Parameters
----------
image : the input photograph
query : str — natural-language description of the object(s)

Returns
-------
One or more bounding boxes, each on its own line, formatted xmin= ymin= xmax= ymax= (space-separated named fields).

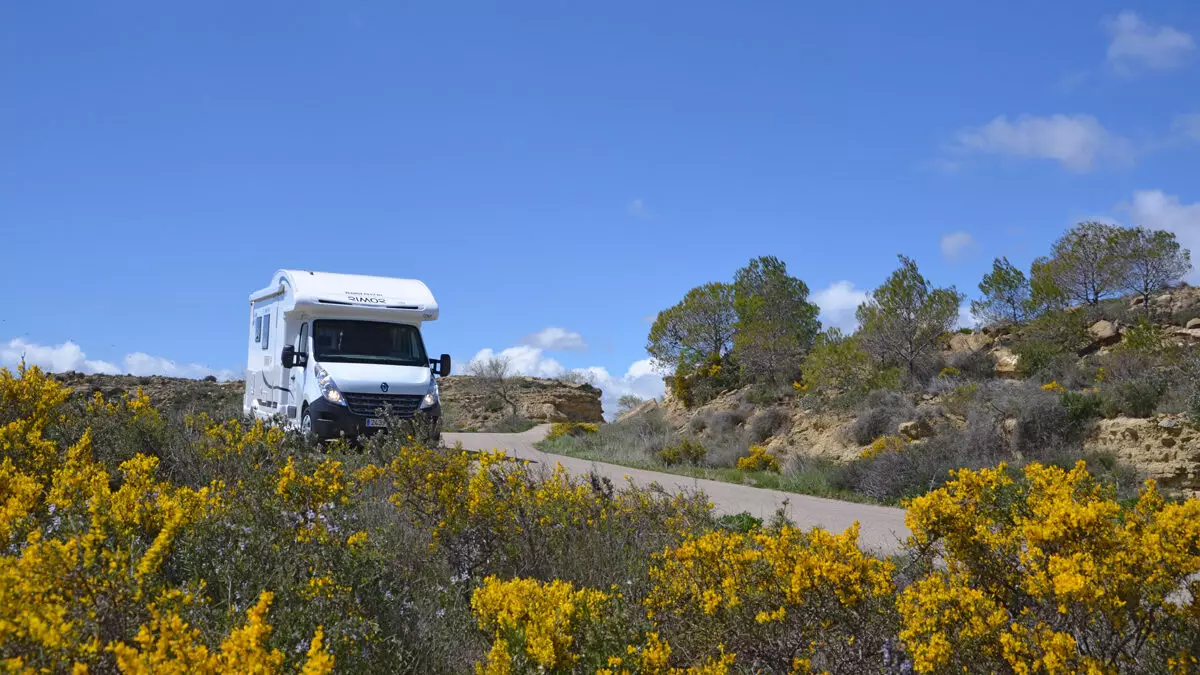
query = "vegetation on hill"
xmin=4 ymin=363 xmax=1200 ymax=673
xmin=547 ymin=220 xmax=1200 ymax=505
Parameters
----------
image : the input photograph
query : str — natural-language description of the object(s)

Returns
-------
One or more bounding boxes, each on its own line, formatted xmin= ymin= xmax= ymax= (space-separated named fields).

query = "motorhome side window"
xmin=254 ymin=316 xmax=262 ymax=343
xmin=261 ymin=313 xmax=270 ymax=350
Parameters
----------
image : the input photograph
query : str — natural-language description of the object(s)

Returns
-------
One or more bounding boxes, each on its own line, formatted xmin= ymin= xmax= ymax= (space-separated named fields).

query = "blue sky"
xmin=2 ymin=2 xmax=1199 ymax=410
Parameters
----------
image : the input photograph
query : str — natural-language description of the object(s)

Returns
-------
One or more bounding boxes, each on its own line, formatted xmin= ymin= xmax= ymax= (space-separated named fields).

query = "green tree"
xmin=1027 ymin=256 xmax=1069 ymax=318
xmin=971 ymin=256 xmax=1031 ymax=327
xmin=1116 ymin=226 xmax=1192 ymax=312
xmin=800 ymin=329 xmax=894 ymax=400
xmin=645 ymin=282 xmax=736 ymax=373
xmin=1042 ymin=221 xmax=1128 ymax=306
xmin=732 ymin=256 xmax=821 ymax=384
xmin=856 ymin=255 xmax=964 ymax=379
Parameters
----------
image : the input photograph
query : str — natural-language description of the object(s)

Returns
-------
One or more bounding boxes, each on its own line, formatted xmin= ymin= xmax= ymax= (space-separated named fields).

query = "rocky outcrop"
xmin=948 ymin=332 xmax=992 ymax=353
xmin=767 ymin=409 xmax=861 ymax=461
xmin=992 ymin=346 xmax=1020 ymax=377
xmin=1086 ymin=415 xmax=1200 ymax=497
xmin=437 ymin=376 xmax=603 ymax=431
xmin=899 ymin=418 xmax=935 ymax=441
xmin=51 ymin=372 xmax=243 ymax=417
xmin=617 ymin=397 xmax=663 ymax=423
xmin=1146 ymin=284 xmax=1200 ymax=320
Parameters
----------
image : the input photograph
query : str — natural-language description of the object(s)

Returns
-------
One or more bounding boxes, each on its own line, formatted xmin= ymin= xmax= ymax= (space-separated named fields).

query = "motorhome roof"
xmin=249 ymin=269 xmax=439 ymax=320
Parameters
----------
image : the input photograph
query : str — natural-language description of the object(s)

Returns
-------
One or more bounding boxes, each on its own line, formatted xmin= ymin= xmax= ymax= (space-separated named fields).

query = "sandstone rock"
xmin=899 ymin=419 xmax=934 ymax=441
xmin=1089 ymin=320 xmax=1121 ymax=344
xmin=1086 ymin=416 xmax=1200 ymax=497
xmin=617 ymin=398 xmax=661 ymax=423
xmin=437 ymin=376 xmax=603 ymax=431
xmin=1172 ymin=327 xmax=1200 ymax=342
xmin=992 ymin=347 xmax=1019 ymax=377
xmin=1187 ymin=318 xmax=1200 ymax=330
xmin=947 ymin=332 xmax=992 ymax=353
xmin=1155 ymin=286 xmax=1200 ymax=318
xmin=1077 ymin=320 xmax=1124 ymax=356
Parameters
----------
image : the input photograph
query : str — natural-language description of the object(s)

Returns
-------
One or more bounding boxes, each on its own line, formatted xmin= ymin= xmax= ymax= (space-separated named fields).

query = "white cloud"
xmin=122 ymin=353 xmax=237 ymax=380
xmin=1122 ymin=190 xmax=1200 ymax=282
xmin=813 ymin=281 xmax=870 ymax=333
xmin=1 ymin=338 xmax=234 ymax=380
xmin=465 ymin=345 xmax=565 ymax=379
xmin=627 ymin=199 xmax=649 ymax=219
xmin=1105 ymin=11 xmax=1194 ymax=73
xmin=566 ymin=360 xmax=666 ymax=419
xmin=940 ymin=231 xmax=979 ymax=262
xmin=953 ymin=114 xmax=1133 ymax=172
xmin=518 ymin=327 xmax=587 ymax=351
xmin=464 ymin=339 xmax=665 ymax=418
xmin=1171 ymin=113 xmax=1200 ymax=142
xmin=1 ymin=339 xmax=119 ymax=375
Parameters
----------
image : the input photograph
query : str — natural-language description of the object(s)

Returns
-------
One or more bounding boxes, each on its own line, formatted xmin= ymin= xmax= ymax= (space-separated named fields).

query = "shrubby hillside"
xmin=3 ymin=363 xmax=1200 ymax=673
xmin=546 ymin=221 xmax=1200 ymax=503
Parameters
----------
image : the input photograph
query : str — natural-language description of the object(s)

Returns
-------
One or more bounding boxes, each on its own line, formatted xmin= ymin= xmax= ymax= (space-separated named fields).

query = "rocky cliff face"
xmin=437 ymin=376 xmax=604 ymax=431
xmin=1086 ymin=415 xmax=1200 ymax=497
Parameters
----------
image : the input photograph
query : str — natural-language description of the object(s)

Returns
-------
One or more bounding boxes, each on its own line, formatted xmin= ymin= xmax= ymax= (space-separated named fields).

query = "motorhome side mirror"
xmin=280 ymin=345 xmax=295 ymax=369
xmin=439 ymin=354 xmax=451 ymax=376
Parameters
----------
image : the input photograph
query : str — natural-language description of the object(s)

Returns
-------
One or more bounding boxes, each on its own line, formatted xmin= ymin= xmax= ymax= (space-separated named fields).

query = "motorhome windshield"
xmin=312 ymin=320 xmax=428 ymax=367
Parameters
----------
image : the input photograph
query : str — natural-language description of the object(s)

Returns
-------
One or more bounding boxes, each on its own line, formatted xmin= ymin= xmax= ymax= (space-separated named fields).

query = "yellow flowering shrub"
xmin=860 ymin=434 xmax=906 ymax=460
xmin=1041 ymin=380 xmax=1066 ymax=393
xmin=901 ymin=461 xmax=1200 ymax=673
xmin=545 ymin=422 xmax=599 ymax=440
xmin=8 ymin=362 xmax=1200 ymax=673
xmin=187 ymin=411 xmax=284 ymax=460
xmin=109 ymin=590 xmax=333 ymax=674
xmin=471 ymin=575 xmax=612 ymax=673
xmin=0 ymin=366 xmax=220 ymax=670
xmin=644 ymin=523 xmax=895 ymax=671
xmin=735 ymin=444 xmax=780 ymax=472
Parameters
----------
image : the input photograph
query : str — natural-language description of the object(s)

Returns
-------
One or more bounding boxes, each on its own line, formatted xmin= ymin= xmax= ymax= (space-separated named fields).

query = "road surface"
xmin=443 ymin=425 xmax=911 ymax=557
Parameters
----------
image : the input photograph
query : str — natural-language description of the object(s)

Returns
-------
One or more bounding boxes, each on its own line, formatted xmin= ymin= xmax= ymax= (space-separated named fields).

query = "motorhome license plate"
xmin=366 ymin=418 xmax=387 ymax=428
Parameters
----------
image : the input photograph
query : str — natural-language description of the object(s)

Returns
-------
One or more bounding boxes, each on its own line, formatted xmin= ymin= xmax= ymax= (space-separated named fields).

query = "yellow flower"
xmin=735 ymin=445 xmax=780 ymax=472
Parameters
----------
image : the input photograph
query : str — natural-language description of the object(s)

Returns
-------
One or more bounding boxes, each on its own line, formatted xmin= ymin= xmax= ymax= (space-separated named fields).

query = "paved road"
xmin=443 ymin=425 xmax=911 ymax=557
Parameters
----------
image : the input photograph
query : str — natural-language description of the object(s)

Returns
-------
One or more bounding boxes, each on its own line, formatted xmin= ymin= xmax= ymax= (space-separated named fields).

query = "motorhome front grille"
xmin=342 ymin=393 xmax=424 ymax=418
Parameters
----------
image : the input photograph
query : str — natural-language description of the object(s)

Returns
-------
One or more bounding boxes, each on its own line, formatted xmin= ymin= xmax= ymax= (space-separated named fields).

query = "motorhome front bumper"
xmin=308 ymin=397 xmax=440 ymax=442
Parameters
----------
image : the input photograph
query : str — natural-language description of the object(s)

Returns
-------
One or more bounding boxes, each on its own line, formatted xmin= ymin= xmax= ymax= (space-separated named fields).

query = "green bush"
xmin=715 ymin=511 xmax=763 ymax=533
xmin=942 ymin=383 xmax=979 ymax=417
xmin=1013 ymin=339 xmax=1066 ymax=379
xmin=1060 ymin=390 xmax=1104 ymax=430
xmin=658 ymin=437 xmax=707 ymax=466
xmin=1113 ymin=378 xmax=1166 ymax=418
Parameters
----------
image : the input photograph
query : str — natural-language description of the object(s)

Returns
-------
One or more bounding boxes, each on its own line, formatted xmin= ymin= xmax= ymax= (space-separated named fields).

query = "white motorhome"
xmin=244 ymin=269 xmax=450 ymax=442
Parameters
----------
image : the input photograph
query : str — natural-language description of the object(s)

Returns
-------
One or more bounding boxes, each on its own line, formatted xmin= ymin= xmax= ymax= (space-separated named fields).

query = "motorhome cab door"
xmin=286 ymin=320 xmax=309 ymax=422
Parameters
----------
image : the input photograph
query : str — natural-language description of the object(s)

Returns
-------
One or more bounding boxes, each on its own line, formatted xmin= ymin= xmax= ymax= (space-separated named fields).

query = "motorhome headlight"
xmin=420 ymin=381 xmax=439 ymax=409
xmin=314 ymin=363 xmax=347 ymax=406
